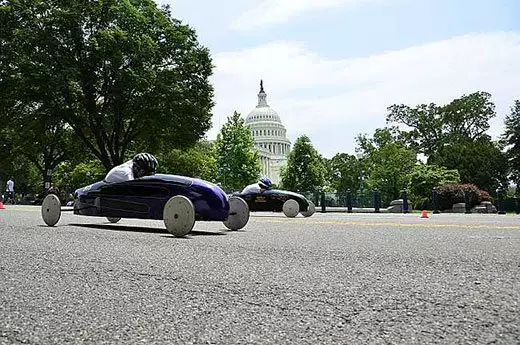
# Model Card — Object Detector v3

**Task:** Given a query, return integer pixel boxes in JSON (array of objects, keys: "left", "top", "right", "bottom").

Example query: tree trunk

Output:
[{"left": 42, "top": 165, "right": 53, "bottom": 193}]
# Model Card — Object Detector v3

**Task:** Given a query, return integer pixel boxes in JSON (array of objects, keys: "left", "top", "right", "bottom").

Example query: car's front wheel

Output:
[
  {"left": 41, "top": 194, "right": 62, "bottom": 226},
  {"left": 223, "top": 196, "right": 250, "bottom": 230},
  {"left": 163, "top": 195, "right": 195, "bottom": 237}
]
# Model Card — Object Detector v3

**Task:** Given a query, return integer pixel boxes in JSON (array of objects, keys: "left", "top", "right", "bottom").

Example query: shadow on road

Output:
[
  {"left": 67, "top": 223, "right": 227, "bottom": 237},
  {"left": 250, "top": 213, "right": 290, "bottom": 218},
  {"left": 160, "top": 230, "right": 227, "bottom": 238}
]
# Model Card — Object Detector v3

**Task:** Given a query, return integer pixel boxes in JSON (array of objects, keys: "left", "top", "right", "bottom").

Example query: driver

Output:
[
  {"left": 241, "top": 175, "right": 272, "bottom": 194},
  {"left": 104, "top": 153, "right": 158, "bottom": 184}
]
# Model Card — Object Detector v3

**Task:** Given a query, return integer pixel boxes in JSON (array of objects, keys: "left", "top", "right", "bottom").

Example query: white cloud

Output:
[
  {"left": 230, "top": 0, "right": 378, "bottom": 31},
  {"left": 209, "top": 31, "right": 520, "bottom": 158}
]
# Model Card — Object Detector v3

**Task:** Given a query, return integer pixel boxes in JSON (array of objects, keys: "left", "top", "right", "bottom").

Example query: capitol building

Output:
[{"left": 245, "top": 80, "right": 291, "bottom": 185}]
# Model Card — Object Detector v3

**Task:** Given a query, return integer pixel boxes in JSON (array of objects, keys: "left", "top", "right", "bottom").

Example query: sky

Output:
[{"left": 157, "top": 0, "right": 520, "bottom": 158}]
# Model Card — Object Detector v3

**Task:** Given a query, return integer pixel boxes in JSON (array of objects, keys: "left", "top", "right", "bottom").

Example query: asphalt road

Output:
[{"left": 1, "top": 206, "right": 519, "bottom": 344}]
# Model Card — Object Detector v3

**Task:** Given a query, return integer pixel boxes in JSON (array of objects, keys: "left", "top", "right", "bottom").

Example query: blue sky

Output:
[{"left": 158, "top": 0, "right": 520, "bottom": 158}]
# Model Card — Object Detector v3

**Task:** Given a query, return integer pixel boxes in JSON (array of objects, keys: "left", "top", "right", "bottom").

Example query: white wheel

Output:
[
  {"left": 41, "top": 194, "right": 61, "bottom": 226},
  {"left": 283, "top": 199, "right": 299, "bottom": 218},
  {"left": 223, "top": 196, "right": 250, "bottom": 230},
  {"left": 163, "top": 195, "right": 195, "bottom": 237},
  {"left": 301, "top": 201, "right": 316, "bottom": 217},
  {"left": 107, "top": 217, "right": 121, "bottom": 223}
]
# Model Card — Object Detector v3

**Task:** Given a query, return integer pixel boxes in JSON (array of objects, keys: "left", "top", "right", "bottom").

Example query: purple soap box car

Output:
[{"left": 41, "top": 174, "right": 250, "bottom": 237}]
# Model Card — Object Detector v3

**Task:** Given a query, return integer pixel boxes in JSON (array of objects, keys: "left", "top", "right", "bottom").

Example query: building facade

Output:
[{"left": 244, "top": 80, "right": 291, "bottom": 185}]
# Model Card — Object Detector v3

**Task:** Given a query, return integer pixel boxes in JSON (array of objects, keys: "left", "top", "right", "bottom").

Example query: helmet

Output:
[
  {"left": 47, "top": 186, "right": 60, "bottom": 195},
  {"left": 133, "top": 153, "right": 158, "bottom": 178},
  {"left": 258, "top": 175, "right": 272, "bottom": 189}
]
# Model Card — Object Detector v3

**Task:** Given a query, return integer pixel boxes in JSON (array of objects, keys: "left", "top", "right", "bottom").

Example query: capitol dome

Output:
[
  {"left": 245, "top": 80, "right": 291, "bottom": 185},
  {"left": 245, "top": 83, "right": 282, "bottom": 124},
  {"left": 245, "top": 105, "right": 282, "bottom": 124}
]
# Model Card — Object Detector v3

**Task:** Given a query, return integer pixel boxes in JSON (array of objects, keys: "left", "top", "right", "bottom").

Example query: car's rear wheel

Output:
[
  {"left": 223, "top": 196, "right": 249, "bottom": 230},
  {"left": 107, "top": 217, "right": 121, "bottom": 223},
  {"left": 41, "top": 194, "right": 61, "bottom": 226},
  {"left": 163, "top": 195, "right": 195, "bottom": 237},
  {"left": 300, "top": 201, "right": 316, "bottom": 217},
  {"left": 283, "top": 199, "right": 299, "bottom": 218}
]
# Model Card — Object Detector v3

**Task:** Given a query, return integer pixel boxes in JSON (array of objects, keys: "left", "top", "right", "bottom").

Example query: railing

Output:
[
  {"left": 301, "top": 190, "right": 392, "bottom": 209},
  {"left": 300, "top": 187, "right": 514, "bottom": 214}
]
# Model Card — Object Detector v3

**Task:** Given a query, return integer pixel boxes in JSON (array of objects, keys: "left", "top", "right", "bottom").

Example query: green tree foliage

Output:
[
  {"left": 0, "top": 155, "right": 41, "bottom": 196},
  {"left": 214, "top": 111, "right": 260, "bottom": 191},
  {"left": 9, "top": 114, "right": 79, "bottom": 189},
  {"left": 1, "top": 98, "right": 91, "bottom": 190},
  {"left": 430, "top": 136, "right": 507, "bottom": 194},
  {"left": 53, "top": 159, "right": 105, "bottom": 192},
  {"left": 356, "top": 127, "right": 417, "bottom": 202},
  {"left": 0, "top": 0, "right": 214, "bottom": 171},
  {"left": 407, "top": 164, "right": 460, "bottom": 207},
  {"left": 501, "top": 100, "right": 520, "bottom": 192},
  {"left": 442, "top": 91, "right": 496, "bottom": 140},
  {"left": 158, "top": 141, "right": 216, "bottom": 181},
  {"left": 387, "top": 91, "right": 496, "bottom": 160},
  {"left": 281, "top": 135, "right": 326, "bottom": 193},
  {"left": 327, "top": 153, "right": 363, "bottom": 195},
  {"left": 0, "top": 127, "right": 16, "bottom": 179}
]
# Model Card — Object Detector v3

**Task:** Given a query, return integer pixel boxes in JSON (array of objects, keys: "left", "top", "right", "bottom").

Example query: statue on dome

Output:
[{"left": 260, "top": 79, "right": 264, "bottom": 93}]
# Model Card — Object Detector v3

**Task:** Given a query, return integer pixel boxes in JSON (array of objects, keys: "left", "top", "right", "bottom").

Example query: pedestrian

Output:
[{"left": 6, "top": 178, "right": 14, "bottom": 204}]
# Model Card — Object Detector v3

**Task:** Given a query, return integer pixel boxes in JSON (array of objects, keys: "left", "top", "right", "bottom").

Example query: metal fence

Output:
[
  {"left": 301, "top": 187, "right": 515, "bottom": 214},
  {"left": 300, "top": 191, "right": 394, "bottom": 209}
]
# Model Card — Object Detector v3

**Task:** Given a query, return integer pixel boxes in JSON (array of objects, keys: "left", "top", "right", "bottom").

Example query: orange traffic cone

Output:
[
  {"left": 420, "top": 210, "right": 428, "bottom": 218},
  {"left": 0, "top": 201, "right": 5, "bottom": 210}
]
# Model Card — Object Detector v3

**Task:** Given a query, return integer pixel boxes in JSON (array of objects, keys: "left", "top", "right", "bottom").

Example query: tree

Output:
[
  {"left": 214, "top": 111, "right": 260, "bottom": 191},
  {"left": 387, "top": 91, "right": 496, "bottom": 161},
  {"left": 443, "top": 92, "right": 495, "bottom": 141},
  {"left": 501, "top": 100, "right": 520, "bottom": 192},
  {"left": 356, "top": 127, "right": 417, "bottom": 203},
  {"left": 8, "top": 109, "right": 79, "bottom": 190},
  {"left": 0, "top": 127, "right": 16, "bottom": 179},
  {"left": 53, "top": 159, "right": 105, "bottom": 193},
  {"left": 407, "top": 164, "right": 460, "bottom": 208},
  {"left": 281, "top": 135, "right": 326, "bottom": 193},
  {"left": 158, "top": 141, "right": 216, "bottom": 181},
  {"left": 0, "top": 154, "right": 41, "bottom": 196},
  {"left": 366, "top": 143, "right": 417, "bottom": 202},
  {"left": 385, "top": 103, "right": 443, "bottom": 158},
  {"left": 0, "top": 0, "right": 214, "bottom": 171},
  {"left": 327, "top": 153, "right": 363, "bottom": 195},
  {"left": 430, "top": 136, "right": 508, "bottom": 193},
  {"left": 355, "top": 126, "right": 408, "bottom": 156}
]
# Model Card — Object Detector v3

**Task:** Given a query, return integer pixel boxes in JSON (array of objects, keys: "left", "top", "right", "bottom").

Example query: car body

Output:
[
  {"left": 232, "top": 189, "right": 315, "bottom": 217},
  {"left": 74, "top": 174, "right": 230, "bottom": 221}
]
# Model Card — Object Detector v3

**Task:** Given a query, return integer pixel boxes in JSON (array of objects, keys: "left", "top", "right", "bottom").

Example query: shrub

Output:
[
  {"left": 413, "top": 196, "right": 432, "bottom": 210},
  {"left": 436, "top": 183, "right": 493, "bottom": 210}
]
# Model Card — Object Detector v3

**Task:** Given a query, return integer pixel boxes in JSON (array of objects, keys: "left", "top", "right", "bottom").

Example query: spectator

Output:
[{"left": 6, "top": 178, "right": 14, "bottom": 203}]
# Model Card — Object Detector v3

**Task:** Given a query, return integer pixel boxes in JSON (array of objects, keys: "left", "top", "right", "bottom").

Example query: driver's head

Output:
[
  {"left": 258, "top": 175, "right": 272, "bottom": 191},
  {"left": 132, "top": 153, "right": 158, "bottom": 178}
]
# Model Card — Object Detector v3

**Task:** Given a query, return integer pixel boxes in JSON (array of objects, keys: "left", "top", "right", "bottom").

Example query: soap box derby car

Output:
[
  {"left": 231, "top": 189, "right": 316, "bottom": 218},
  {"left": 41, "top": 174, "right": 250, "bottom": 237}
]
